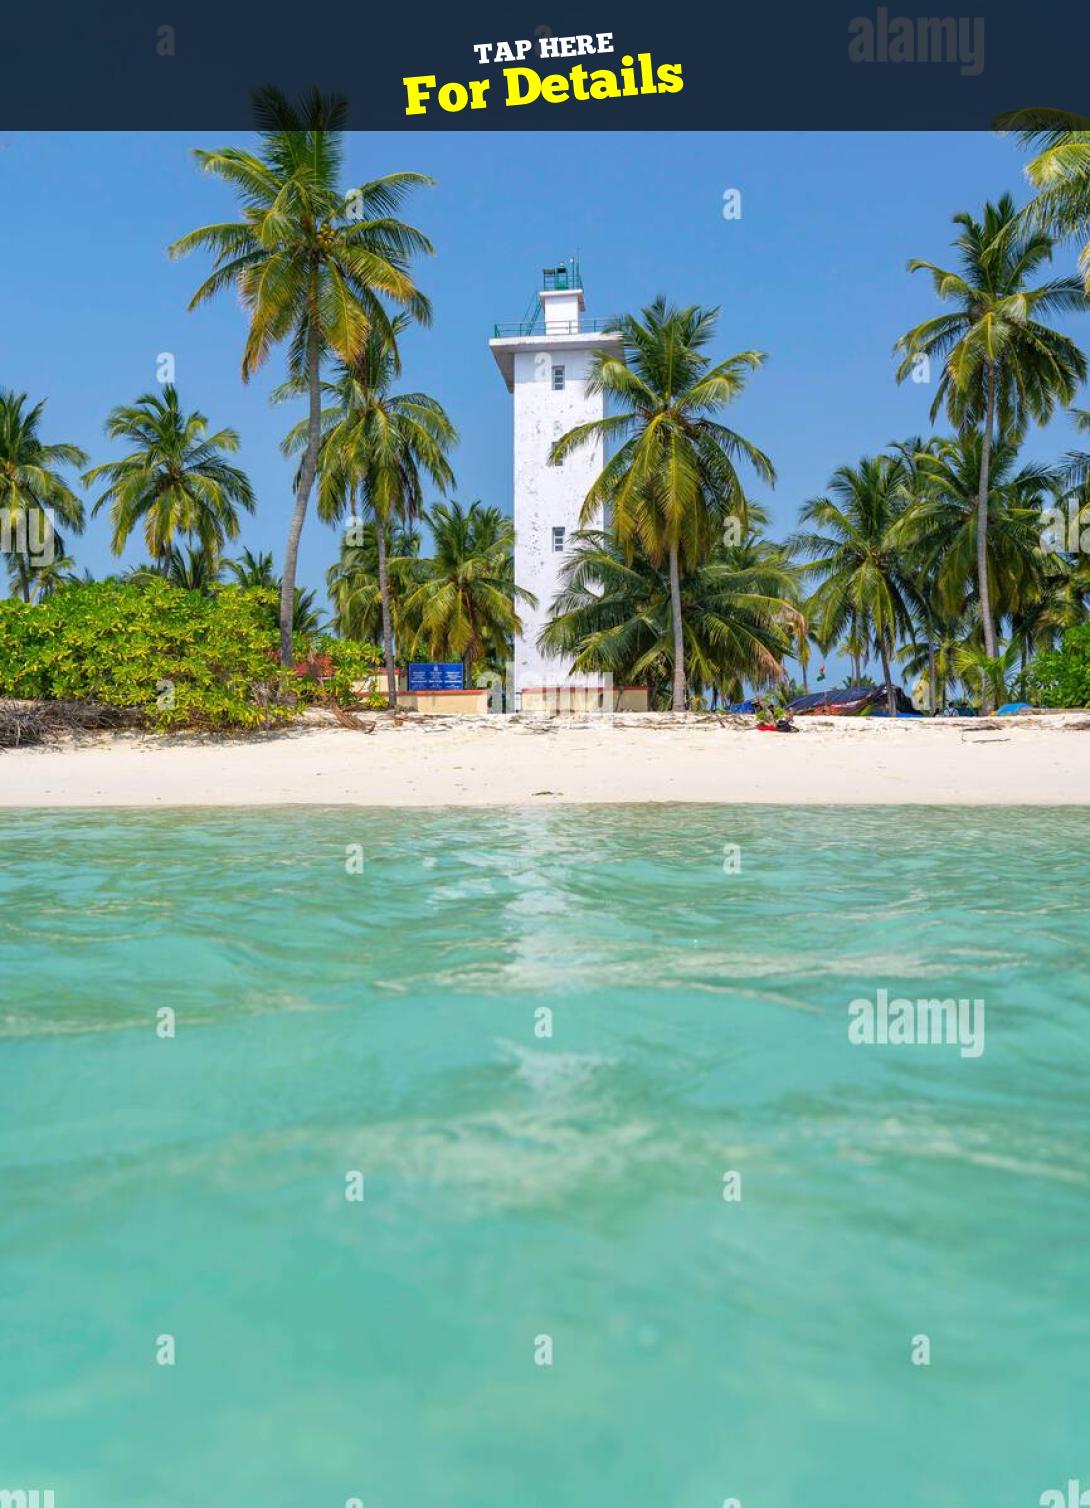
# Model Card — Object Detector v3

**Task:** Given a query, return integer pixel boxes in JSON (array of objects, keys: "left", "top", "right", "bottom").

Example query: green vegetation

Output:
[
  {"left": 1024, "top": 622, "right": 1090, "bottom": 707},
  {"left": 0, "top": 390, "right": 87, "bottom": 603},
  {"left": 6, "top": 111, "right": 1090, "bottom": 725},
  {"left": 84, "top": 386, "right": 255, "bottom": 570},
  {"left": 1015, "top": 116, "right": 1090, "bottom": 291},
  {"left": 549, "top": 298, "right": 774, "bottom": 711},
  {"left": 793, "top": 456, "right": 915, "bottom": 716},
  {"left": 894, "top": 193, "right": 1087, "bottom": 686},
  {"left": 281, "top": 316, "right": 456, "bottom": 706},
  {"left": 541, "top": 519, "right": 799, "bottom": 709},
  {"left": 0, "top": 579, "right": 292, "bottom": 729},
  {"left": 0, "top": 579, "right": 379, "bottom": 730},
  {"left": 327, "top": 520, "right": 420, "bottom": 646},
  {"left": 168, "top": 88, "right": 434, "bottom": 666},
  {"left": 399, "top": 501, "right": 535, "bottom": 684}
]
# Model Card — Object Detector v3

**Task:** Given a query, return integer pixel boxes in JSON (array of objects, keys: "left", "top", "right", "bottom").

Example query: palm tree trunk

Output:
[
  {"left": 374, "top": 517, "right": 398, "bottom": 709},
  {"left": 927, "top": 640, "right": 937, "bottom": 716},
  {"left": 879, "top": 637, "right": 896, "bottom": 715},
  {"left": 668, "top": 541, "right": 686, "bottom": 712},
  {"left": 977, "top": 363, "right": 999, "bottom": 680},
  {"left": 280, "top": 308, "right": 322, "bottom": 667}
]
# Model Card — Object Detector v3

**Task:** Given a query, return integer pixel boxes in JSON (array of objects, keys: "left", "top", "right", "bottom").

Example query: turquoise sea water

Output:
[{"left": 1, "top": 806, "right": 1088, "bottom": 1507}]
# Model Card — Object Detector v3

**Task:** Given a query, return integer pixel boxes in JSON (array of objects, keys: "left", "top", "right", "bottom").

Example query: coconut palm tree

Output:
[
  {"left": 327, "top": 520, "right": 420, "bottom": 643},
  {"left": 549, "top": 298, "right": 775, "bottom": 711},
  {"left": 6, "top": 551, "right": 80, "bottom": 603},
  {"left": 835, "top": 617, "right": 871, "bottom": 686},
  {"left": 892, "top": 434, "right": 1061, "bottom": 638},
  {"left": 124, "top": 544, "right": 225, "bottom": 593},
  {"left": 955, "top": 639, "right": 1022, "bottom": 710},
  {"left": 896, "top": 614, "right": 968, "bottom": 713},
  {"left": 541, "top": 525, "right": 800, "bottom": 708},
  {"left": 1008, "top": 111, "right": 1090, "bottom": 289},
  {"left": 0, "top": 390, "right": 87, "bottom": 602},
  {"left": 400, "top": 501, "right": 535, "bottom": 683},
  {"left": 226, "top": 547, "right": 278, "bottom": 589},
  {"left": 289, "top": 587, "right": 324, "bottom": 638},
  {"left": 791, "top": 455, "right": 914, "bottom": 714},
  {"left": 223, "top": 547, "right": 325, "bottom": 635},
  {"left": 886, "top": 435, "right": 946, "bottom": 710},
  {"left": 168, "top": 86, "right": 434, "bottom": 665},
  {"left": 894, "top": 194, "right": 1087, "bottom": 671},
  {"left": 84, "top": 386, "right": 254, "bottom": 570},
  {"left": 281, "top": 318, "right": 456, "bottom": 705}
]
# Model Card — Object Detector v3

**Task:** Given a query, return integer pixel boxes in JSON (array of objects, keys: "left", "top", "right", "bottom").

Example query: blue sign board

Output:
[{"left": 408, "top": 661, "right": 465, "bottom": 692}]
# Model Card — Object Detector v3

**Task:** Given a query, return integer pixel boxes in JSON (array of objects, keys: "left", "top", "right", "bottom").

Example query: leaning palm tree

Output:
[
  {"left": 549, "top": 298, "right": 775, "bottom": 710},
  {"left": 281, "top": 318, "right": 456, "bottom": 704},
  {"left": 541, "top": 526, "right": 800, "bottom": 708},
  {"left": 400, "top": 501, "right": 535, "bottom": 683},
  {"left": 0, "top": 390, "right": 87, "bottom": 602},
  {"left": 791, "top": 455, "right": 914, "bottom": 714},
  {"left": 894, "top": 193, "right": 1087, "bottom": 666},
  {"left": 169, "top": 86, "right": 434, "bottom": 665},
  {"left": 84, "top": 386, "right": 254, "bottom": 570}
]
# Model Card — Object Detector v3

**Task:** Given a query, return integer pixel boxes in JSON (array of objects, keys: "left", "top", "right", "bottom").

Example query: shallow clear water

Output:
[{"left": 1, "top": 805, "right": 1087, "bottom": 1507}]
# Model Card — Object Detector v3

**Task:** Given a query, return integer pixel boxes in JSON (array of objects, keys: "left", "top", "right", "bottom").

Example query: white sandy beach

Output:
[{"left": 2, "top": 711, "right": 1089, "bottom": 807}]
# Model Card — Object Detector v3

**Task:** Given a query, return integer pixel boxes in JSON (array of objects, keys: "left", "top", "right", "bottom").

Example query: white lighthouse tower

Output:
[{"left": 490, "top": 261, "right": 625, "bottom": 710}]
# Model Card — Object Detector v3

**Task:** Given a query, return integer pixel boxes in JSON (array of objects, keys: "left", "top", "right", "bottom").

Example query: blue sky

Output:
[{"left": 2, "top": 130, "right": 1088, "bottom": 636}]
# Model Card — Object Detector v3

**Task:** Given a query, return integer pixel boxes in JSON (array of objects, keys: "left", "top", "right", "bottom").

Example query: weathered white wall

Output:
[{"left": 511, "top": 339, "right": 606, "bottom": 693}]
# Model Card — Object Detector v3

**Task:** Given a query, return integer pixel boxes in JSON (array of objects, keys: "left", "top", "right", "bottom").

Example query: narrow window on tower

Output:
[
  {"left": 551, "top": 526, "right": 566, "bottom": 554},
  {"left": 552, "top": 365, "right": 565, "bottom": 391}
]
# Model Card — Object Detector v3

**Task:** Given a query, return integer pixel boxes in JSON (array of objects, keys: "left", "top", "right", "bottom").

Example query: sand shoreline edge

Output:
[{"left": 2, "top": 713, "right": 1089, "bottom": 808}]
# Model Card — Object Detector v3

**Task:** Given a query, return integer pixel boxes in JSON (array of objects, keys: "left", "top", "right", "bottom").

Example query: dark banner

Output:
[{"left": 4, "top": 0, "right": 1087, "bottom": 130}]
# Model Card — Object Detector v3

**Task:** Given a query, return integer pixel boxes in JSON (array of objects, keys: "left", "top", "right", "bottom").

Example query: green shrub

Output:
[
  {"left": 302, "top": 633, "right": 385, "bottom": 705},
  {"left": 0, "top": 580, "right": 299, "bottom": 730},
  {"left": 1024, "top": 623, "right": 1090, "bottom": 708}
]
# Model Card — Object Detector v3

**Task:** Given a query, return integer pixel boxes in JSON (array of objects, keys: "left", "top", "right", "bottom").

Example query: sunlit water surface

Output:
[{"left": 1, "top": 806, "right": 1087, "bottom": 1507}]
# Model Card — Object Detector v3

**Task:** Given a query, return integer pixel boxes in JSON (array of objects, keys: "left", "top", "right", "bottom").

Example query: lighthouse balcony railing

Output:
[{"left": 492, "top": 316, "right": 620, "bottom": 339}]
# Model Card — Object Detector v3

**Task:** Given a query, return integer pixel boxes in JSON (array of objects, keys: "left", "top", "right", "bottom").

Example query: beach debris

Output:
[{"left": 0, "top": 698, "right": 132, "bottom": 749}]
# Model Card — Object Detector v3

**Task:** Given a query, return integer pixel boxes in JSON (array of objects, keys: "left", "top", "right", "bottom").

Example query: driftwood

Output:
[
  {"left": 0, "top": 699, "right": 134, "bottom": 749},
  {"left": 307, "top": 686, "right": 381, "bottom": 733},
  {"left": 322, "top": 698, "right": 377, "bottom": 733}
]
